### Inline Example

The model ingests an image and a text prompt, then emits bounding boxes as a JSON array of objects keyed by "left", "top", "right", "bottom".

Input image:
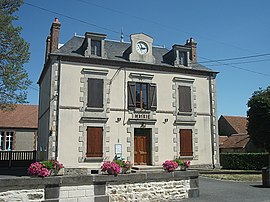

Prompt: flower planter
[
  {"left": 121, "top": 168, "right": 130, "bottom": 174},
  {"left": 101, "top": 161, "right": 121, "bottom": 176},
  {"left": 180, "top": 166, "right": 187, "bottom": 171}
]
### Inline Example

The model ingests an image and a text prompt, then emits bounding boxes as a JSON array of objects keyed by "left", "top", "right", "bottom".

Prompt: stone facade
[{"left": 38, "top": 19, "right": 220, "bottom": 169}]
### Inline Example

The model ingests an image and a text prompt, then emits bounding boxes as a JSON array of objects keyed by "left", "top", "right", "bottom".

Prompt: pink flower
[
  {"left": 162, "top": 160, "right": 178, "bottom": 172},
  {"left": 101, "top": 161, "right": 121, "bottom": 175},
  {"left": 27, "top": 160, "right": 64, "bottom": 177},
  {"left": 184, "top": 160, "right": 191, "bottom": 168}
]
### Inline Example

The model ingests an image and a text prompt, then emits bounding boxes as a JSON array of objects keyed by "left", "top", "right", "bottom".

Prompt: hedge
[{"left": 220, "top": 153, "right": 269, "bottom": 170}]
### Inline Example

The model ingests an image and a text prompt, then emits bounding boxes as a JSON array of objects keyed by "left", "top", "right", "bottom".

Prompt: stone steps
[{"left": 131, "top": 166, "right": 163, "bottom": 173}]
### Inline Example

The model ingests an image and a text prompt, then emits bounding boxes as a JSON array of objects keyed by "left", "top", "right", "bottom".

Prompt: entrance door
[{"left": 134, "top": 129, "right": 151, "bottom": 165}]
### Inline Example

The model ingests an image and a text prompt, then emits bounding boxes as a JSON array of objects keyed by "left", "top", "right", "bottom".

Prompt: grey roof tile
[{"left": 53, "top": 36, "right": 215, "bottom": 73}]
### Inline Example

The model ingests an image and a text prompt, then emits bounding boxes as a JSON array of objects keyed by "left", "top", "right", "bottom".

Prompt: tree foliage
[
  {"left": 0, "top": 0, "right": 31, "bottom": 110},
  {"left": 247, "top": 86, "right": 270, "bottom": 152}
]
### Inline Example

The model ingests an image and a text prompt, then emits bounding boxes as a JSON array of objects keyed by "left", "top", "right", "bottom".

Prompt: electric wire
[
  {"left": 199, "top": 56, "right": 270, "bottom": 77},
  {"left": 205, "top": 58, "right": 270, "bottom": 66},
  {"left": 200, "top": 53, "right": 270, "bottom": 64},
  {"left": 75, "top": 0, "right": 260, "bottom": 55},
  {"left": 24, "top": 1, "right": 270, "bottom": 77}
]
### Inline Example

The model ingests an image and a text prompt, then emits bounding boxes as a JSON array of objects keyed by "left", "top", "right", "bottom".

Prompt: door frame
[
  {"left": 128, "top": 119, "right": 157, "bottom": 166},
  {"left": 134, "top": 128, "right": 152, "bottom": 165}
]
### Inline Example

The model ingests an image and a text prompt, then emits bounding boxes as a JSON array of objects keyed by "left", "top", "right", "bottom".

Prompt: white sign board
[{"left": 115, "top": 144, "right": 122, "bottom": 155}]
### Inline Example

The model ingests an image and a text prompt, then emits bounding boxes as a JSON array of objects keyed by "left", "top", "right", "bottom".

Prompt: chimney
[
  {"left": 185, "top": 38, "right": 197, "bottom": 63},
  {"left": 50, "top": 18, "right": 61, "bottom": 53},
  {"left": 45, "top": 35, "right": 51, "bottom": 62}
]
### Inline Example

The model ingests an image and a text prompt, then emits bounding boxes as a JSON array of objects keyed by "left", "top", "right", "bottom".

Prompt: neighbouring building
[
  {"left": 38, "top": 18, "right": 219, "bottom": 170},
  {"left": 218, "top": 115, "right": 264, "bottom": 153},
  {"left": 218, "top": 115, "right": 248, "bottom": 136},
  {"left": 0, "top": 104, "right": 38, "bottom": 151}
]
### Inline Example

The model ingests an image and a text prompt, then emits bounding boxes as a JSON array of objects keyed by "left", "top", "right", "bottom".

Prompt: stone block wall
[
  {"left": 59, "top": 185, "right": 94, "bottom": 202},
  {"left": 0, "top": 170, "right": 199, "bottom": 202},
  {"left": 0, "top": 189, "right": 44, "bottom": 201},
  {"left": 108, "top": 180, "right": 190, "bottom": 201}
]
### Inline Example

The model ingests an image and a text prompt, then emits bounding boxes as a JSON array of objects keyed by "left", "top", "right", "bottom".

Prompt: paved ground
[{"left": 184, "top": 177, "right": 270, "bottom": 202}]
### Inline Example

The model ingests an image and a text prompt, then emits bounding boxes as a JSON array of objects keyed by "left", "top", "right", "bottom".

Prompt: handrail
[{"left": 0, "top": 150, "right": 37, "bottom": 168}]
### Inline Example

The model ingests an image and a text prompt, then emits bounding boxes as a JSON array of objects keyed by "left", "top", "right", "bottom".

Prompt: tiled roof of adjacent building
[
  {"left": 219, "top": 134, "right": 250, "bottom": 149},
  {"left": 53, "top": 36, "right": 215, "bottom": 73},
  {"left": 220, "top": 115, "right": 248, "bottom": 134},
  {"left": 0, "top": 104, "right": 38, "bottom": 129}
]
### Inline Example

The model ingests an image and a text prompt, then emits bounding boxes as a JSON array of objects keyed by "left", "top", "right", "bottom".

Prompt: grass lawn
[{"left": 201, "top": 173, "right": 262, "bottom": 182}]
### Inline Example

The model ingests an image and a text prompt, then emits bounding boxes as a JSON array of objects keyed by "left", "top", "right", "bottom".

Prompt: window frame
[
  {"left": 178, "top": 85, "right": 192, "bottom": 113},
  {"left": 87, "top": 78, "right": 104, "bottom": 109},
  {"left": 86, "top": 127, "right": 103, "bottom": 158},
  {"left": 90, "top": 40, "right": 101, "bottom": 57},
  {"left": 128, "top": 81, "right": 157, "bottom": 111},
  {"left": 136, "top": 82, "right": 149, "bottom": 110},
  {"left": 0, "top": 130, "right": 14, "bottom": 151},
  {"left": 179, "top": 51, "right": 188, "bottom": 66},
  {"left": 179, "top": 129, "right": 193, "bottom": 157},
  {"left": 174, "top": 78, "right": 194, "bottom": 117}
]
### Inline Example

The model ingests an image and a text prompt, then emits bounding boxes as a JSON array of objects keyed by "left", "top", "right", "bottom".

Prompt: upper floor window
[
  {"left": 179, "top": 85, "right": 192, "bottom": 113},
  {"left": 136, "top": 83, "right": 148, "bottom": 109},
  {"left": 87, "top": 78, "right": 103, "bottom": 108},
  {"left": 0, "top": 131, "right": 14, "bottom": 150},
  {"left": 128, "top": 81, "right": 157, "bottom": 111},
  {"left": 91, "top": 40, "right": 101, "bottom": 56}
]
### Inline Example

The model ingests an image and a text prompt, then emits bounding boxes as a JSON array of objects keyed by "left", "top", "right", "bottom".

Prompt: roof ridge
[{"left": 222, "top": 115, "right": 247, "bottom": 118}]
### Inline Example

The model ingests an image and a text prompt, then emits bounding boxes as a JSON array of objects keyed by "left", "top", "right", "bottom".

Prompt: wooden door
[{"left": 134, "top": 131, "right": 150, "bottom": 165}]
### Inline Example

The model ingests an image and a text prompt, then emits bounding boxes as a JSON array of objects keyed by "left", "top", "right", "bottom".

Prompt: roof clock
[
  {"left": 136, "top": 41, "right": 148, "bottom": 55},
  {"left": 129, "top": 33, "right": 155, "bottom": 63}
]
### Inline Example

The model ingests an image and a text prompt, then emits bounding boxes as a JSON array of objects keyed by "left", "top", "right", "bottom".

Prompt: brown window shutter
[
  {"left": 180, "top": 129, "right": 193, "bottom": 156},
  {"left": 86, "top": 127, "right": 103, "bottom": 157},
  {"left": 148, "top": 83, "right": 157, "bottom": 110},
  {"left": 127, "top": 81, "right": 136, "bottom": 110},
  {"left": 179, "top": 86, "right": 192, "bottom": 112},
  {"left": 87, "top": 78, "right": 103, "bottom": 108}
]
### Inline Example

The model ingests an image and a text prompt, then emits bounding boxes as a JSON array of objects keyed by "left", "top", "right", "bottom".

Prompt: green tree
[
  {"left": 0, "top": 0, "right": 31, "bottom": 110},
  {"left": 247, "top": 86, "right": 270, "bottom": 152}
]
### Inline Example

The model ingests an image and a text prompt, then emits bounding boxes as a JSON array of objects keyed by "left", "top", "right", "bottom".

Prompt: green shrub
[{"left": 220, "top": 153, "right": 269, "bottom": 170}]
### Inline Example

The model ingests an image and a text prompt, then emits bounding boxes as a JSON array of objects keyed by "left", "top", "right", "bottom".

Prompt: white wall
[{"left": 55, "top": 62, "right": 214, "bottom": 167}]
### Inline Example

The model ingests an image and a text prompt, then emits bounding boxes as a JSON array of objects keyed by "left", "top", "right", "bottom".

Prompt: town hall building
[{"left": 38, "top": 18, "right": 219, "bottom": 171}]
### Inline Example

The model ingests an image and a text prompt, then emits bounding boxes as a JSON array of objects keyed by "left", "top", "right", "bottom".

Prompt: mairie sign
[{"left": 134, "top": 113, "right": 150, "bottom": 119}]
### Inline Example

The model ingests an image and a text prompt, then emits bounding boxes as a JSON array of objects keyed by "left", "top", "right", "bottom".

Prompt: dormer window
[
  {"left": 179, "top": 51, "right": 188, "bottom": 66},
  {"left": 83, "top": 32, "right": 106, "bottom": 58},
  {"left": 163, "top": 43, "right": 195, "bottom": 67},
  {"left": 91, "top": 40, "right": 101, "bottom": 56}
]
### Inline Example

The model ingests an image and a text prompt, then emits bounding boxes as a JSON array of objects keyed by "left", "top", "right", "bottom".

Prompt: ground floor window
[
  {"left": 180, "top": 129, "right": 193, "bottom": 156},
  {"left": 86, "top": 127, "right": 103, "bottom": 157},
  {"left": 0, "top": 131, "right": 14, "bottom": 150}
]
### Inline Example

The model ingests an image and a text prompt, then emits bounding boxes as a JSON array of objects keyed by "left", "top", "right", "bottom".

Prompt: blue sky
[{"left": 16, "top": 0, "right": 270, "bottom": 117}]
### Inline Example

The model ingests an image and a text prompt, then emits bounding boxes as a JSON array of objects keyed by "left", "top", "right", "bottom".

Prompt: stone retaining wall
[
  {"left": 108, "top": 180, "right": 190, "bottom": 201},
  {"left": 0, "top": 170, "right": 199, "bottom": 202}
]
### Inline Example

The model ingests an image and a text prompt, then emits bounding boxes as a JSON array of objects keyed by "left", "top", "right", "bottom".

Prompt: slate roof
[
  {"left": 221, "top": 116, "right": 248, "bottom": 134},
  {"left": 53, "top": 36, "right": 215, "bottom": 73},
  {"left": 219, "top": 134, "right": 250, "bottom": 149},
  {"left": 0, "top": 105, "right": 38, "bottom": 129}
]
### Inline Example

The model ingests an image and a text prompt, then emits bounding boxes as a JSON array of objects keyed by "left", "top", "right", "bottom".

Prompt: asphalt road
[{"left": 184, "top": 177, "right": 270, "bottom": 202}]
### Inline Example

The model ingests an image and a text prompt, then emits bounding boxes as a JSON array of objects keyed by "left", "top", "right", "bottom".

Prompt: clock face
[{"left": 136, "top": 41, "right": 148, "bottom": 55}]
